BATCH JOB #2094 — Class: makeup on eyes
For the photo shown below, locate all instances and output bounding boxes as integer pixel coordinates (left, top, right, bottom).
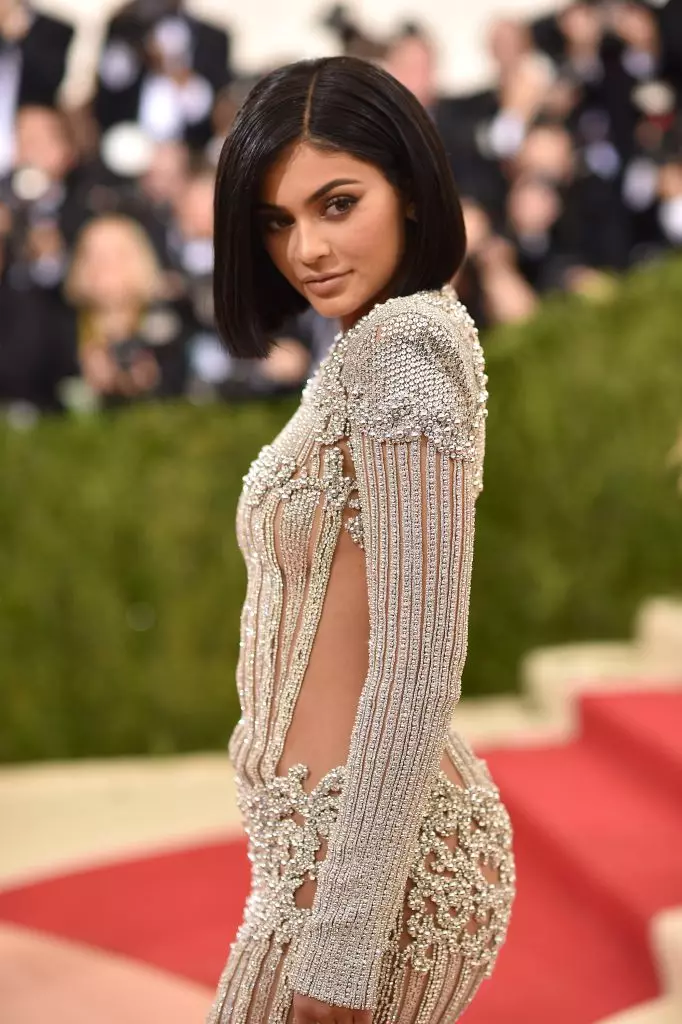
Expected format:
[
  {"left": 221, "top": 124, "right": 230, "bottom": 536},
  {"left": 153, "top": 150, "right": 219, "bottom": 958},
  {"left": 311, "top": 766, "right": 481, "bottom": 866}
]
[
  {"left": 258, "top": 176, "right": 363, "bottom": 213},
  {"left": 258, "top": 193, "right": 359, "bottom": 233},
  {"left": 325, "top": 194, "right": 358, "bottom": 215}
]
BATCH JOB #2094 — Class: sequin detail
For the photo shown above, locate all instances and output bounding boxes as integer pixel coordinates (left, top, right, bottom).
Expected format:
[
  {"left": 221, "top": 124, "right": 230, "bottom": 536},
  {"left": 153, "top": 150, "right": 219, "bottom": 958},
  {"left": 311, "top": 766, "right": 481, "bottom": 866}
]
[
  {"left": 342, "top": 292, "right": 488, "bottom": 490},
  {"left": 234, "top": 765, "right": 346, "bottom": 948},
  {"left": 206, "top": 761, "right": 515, "bottom": 1024},
  {"left": 238, "top": 284, "right": 488, "bottom": 538},
  {"left": 216, "top": 285, "right": 514, "bottom": 1021}
]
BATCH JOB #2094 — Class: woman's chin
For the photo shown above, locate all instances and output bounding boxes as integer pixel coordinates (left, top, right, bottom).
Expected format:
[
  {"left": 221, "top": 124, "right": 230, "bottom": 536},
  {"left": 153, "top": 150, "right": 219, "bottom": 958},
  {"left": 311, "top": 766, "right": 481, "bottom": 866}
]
[
  {"left": 306, "top": 286, "right": 369, "bottom": 325},
  {"left": 307, "top": 294, "right": 352, "bottom": 320}
]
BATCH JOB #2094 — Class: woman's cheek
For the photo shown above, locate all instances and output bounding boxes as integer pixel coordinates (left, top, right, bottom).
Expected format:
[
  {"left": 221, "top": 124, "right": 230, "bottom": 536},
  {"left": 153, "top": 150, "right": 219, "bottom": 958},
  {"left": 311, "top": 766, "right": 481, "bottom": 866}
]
[{"left": 341, "top": 216, "right": 378, "bottom": 260}]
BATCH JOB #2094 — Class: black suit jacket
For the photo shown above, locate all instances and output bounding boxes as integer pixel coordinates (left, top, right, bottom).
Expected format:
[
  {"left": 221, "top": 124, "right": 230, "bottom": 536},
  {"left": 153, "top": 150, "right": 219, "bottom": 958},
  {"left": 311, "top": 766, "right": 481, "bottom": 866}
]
[
  {"left": 94, "top": 10, "right": 232, "bottom": 149},
  {"left": 432, "top": 92, "right": 509, "bottom": 224},
  {"left": 13, "top": 11, "right": 74, "bottom": 107},
  {"left": 0, "top": 282, "right": 78, "bottom": 412}
]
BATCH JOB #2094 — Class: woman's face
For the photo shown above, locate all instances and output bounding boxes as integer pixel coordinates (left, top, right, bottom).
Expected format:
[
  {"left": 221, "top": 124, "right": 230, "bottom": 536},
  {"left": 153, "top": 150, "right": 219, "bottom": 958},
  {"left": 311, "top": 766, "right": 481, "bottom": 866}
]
[
  {"left": 77, "top": 221, "right": 154, "bottom": 307},
  {"left": 258, "top": 142, "right": 408, "bottom": 330}
]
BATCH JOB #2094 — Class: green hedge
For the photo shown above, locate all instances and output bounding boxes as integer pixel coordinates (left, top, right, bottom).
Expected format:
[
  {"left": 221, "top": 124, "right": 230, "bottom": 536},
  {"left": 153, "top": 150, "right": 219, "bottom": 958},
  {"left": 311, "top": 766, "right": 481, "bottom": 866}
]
[{"left": 1, "top": 258, "right": 681, "bottom": 761}]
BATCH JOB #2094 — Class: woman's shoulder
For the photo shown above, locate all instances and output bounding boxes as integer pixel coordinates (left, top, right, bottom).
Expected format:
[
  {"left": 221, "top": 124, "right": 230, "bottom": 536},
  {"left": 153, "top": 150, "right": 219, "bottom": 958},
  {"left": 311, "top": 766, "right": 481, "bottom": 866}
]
[
  {"left": 341, "top": 285, "right": 484, "bottom": 398},
  {"left": 343, "top": 285, "right": 479, "bottom": 369},
  {"left": 340, "top": 286, "right": 487, "bottom": 457}
]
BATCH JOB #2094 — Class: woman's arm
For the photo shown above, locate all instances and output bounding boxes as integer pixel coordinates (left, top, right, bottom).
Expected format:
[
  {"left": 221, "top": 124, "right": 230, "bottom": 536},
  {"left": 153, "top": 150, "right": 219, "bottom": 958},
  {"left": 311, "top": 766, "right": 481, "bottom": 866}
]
[{"left": 287, "top": 307, "right": 484, "bottom": 1010}]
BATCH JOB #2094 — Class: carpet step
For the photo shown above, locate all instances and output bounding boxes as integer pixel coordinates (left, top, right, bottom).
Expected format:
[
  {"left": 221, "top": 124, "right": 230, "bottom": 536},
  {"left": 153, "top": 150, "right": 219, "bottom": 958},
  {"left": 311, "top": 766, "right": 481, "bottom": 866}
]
[
  {"left": 0, "top": 923, "right": 212, "bottom": 1024},
  {"left": 652, "top": 905, "right": 682, "bottom": 1000},
  {"left": 580, "top": 690, "right": 682, "bottom": 804},
  {"left": 0, "top": 839, "right": 250, "bottom": 987},
  {"left": 482, "top": 736, "right": 682, "bottom": 954},
  {"left": 465, "top": 811, "right": 658, "bottom": 1024},
  {"left": 595, "top": 995, "right": 682, "bottom": 1024}
]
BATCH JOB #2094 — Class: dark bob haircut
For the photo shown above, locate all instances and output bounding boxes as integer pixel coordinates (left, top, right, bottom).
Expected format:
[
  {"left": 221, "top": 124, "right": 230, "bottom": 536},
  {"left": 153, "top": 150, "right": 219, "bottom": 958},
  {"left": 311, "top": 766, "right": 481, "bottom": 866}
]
[{"left": 214, "top": 55, "right": 466, "bottom": 359}]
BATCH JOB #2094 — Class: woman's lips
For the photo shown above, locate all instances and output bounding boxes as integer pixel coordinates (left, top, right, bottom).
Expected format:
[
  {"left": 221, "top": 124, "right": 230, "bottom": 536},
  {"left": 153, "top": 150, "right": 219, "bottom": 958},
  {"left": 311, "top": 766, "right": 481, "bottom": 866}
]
[{"left": 304, "top": 271, "right": 350, "bottom": 297}]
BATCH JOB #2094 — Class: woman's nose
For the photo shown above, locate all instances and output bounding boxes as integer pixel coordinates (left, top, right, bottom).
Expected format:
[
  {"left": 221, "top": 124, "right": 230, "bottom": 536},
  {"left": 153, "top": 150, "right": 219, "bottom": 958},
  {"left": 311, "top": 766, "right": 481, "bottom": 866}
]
[{"left": 290, "top": 221, "right": 331, "bottom": 265}]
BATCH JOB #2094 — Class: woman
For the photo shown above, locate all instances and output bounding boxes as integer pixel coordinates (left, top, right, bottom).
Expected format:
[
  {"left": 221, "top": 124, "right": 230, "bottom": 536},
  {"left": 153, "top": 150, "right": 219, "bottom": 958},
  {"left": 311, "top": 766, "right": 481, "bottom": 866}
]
[
  {"left": 64, "top": 214, "right": 188, "bottom": 406},
  {"left": 209, "top": 56, "right": 516, "bottom": 1024}
]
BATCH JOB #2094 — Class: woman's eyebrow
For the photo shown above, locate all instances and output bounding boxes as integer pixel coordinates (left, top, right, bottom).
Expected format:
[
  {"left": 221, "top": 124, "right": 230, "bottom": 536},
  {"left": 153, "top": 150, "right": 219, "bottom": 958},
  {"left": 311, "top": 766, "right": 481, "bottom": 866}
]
[{"left": 257, "top": 178, "right": 362, "bottom": 211}]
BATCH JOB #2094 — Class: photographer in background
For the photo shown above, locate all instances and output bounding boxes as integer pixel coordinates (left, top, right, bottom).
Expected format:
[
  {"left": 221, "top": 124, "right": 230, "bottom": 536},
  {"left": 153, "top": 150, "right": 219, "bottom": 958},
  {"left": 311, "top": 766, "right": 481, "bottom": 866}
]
[
  {"left": 454, "top": 196, "right": 539, "bottom": 327},
  {"left": 0, "top": 202, "right": 77, "bottom": 415},
  {"left": 166, "top": 161, "right": 312, "bottom": 401},
  {"left": 0, "top": 105, "right": 94, "bottom": 301},
  {"left": 0, "top": 0, "right": 74, "bottom": 177},
  {"left": 63, "top": 213, "right": 189, "bottom": 409},
  {"left": 94, "top": 0, "right": 233, "bottom": 154}
]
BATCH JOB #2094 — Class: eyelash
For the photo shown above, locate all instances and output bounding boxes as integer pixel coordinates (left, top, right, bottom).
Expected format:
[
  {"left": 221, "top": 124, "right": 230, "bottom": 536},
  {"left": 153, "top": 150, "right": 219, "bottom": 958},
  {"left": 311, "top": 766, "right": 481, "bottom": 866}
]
[
  {"left": 262, "top": 195, "right": 358, "bottom": 234},
  {"left": 326, "top": 195, "right": 357, "bottom": 216}
]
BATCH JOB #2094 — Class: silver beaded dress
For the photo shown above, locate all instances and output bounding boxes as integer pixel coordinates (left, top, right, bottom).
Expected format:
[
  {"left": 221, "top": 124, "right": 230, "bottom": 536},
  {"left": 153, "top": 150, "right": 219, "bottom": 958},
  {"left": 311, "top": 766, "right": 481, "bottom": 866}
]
[{"left": 207, "top": 284, "right": 516, "bottom": 1024}]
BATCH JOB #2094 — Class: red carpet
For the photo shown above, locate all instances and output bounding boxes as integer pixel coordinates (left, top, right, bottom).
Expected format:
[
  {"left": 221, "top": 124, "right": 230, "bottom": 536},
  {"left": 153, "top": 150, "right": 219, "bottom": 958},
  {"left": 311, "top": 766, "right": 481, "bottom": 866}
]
[
  {"left": 474, "top": 688, "right": 682, "bottom": 1023},
  {"left": 1, "top": 687, "right": 681, "bottom": 1023},
  {"left": 0, "top": 841, "right": 251, "bottom": 986}
]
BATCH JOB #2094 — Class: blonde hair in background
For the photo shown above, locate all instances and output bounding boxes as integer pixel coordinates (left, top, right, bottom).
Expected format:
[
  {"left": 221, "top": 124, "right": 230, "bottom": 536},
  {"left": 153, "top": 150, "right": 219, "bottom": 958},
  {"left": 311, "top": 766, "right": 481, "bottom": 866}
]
[{"left": 64, "top": 213, "right": 164, "bottom": 308}]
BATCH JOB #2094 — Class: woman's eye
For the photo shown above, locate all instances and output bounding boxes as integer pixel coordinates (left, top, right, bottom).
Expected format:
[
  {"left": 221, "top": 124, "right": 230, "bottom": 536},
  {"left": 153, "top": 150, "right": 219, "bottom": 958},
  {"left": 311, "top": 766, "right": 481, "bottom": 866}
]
[{"left": 325, "top": 195, "right": 357, "bottom": 216}]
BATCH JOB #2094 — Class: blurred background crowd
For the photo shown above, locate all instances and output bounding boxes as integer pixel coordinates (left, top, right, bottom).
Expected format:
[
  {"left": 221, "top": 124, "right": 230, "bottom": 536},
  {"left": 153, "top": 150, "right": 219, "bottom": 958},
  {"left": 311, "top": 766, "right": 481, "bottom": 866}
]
[{"left": 1, "top": 0, "right": 681, "bottom": 419}]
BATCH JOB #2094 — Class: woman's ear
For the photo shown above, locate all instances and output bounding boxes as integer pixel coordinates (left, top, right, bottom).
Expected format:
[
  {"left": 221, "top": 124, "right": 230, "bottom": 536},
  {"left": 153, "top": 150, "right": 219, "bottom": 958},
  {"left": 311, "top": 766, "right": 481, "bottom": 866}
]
[{"left": 406, "top": 201, "right": 417, "bottom": 222}]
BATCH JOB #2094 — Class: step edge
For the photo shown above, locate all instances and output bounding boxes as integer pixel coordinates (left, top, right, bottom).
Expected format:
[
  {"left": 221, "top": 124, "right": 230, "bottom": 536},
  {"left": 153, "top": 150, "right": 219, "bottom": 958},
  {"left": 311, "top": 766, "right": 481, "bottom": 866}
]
[
  {"left": 594, "top": 994, "right": 682, "bottom": 1024},
  {"left": 499, "top": 780, "right": 682, "bottom": 944}
]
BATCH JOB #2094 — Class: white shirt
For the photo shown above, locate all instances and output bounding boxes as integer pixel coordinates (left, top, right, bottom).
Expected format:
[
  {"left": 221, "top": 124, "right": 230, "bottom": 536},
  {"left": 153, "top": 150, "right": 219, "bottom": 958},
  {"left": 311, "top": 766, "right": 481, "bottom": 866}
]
[{"left": 0, "top": 44, "right": 22, "bottom": 177}]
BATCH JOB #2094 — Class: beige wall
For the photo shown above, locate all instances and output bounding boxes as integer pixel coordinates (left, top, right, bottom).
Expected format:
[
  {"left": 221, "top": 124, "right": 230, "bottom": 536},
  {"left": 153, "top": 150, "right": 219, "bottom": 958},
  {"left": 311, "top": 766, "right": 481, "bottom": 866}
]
[{"left": 31, "top": 0, "right": 559, "bottom": 105}]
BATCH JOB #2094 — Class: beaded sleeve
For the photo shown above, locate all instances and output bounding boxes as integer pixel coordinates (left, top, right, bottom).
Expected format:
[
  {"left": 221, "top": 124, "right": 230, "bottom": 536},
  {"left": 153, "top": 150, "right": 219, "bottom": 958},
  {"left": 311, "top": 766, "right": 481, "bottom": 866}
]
[{"left": 287, "top": 305, "right": 486, "bottom": 1010}]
